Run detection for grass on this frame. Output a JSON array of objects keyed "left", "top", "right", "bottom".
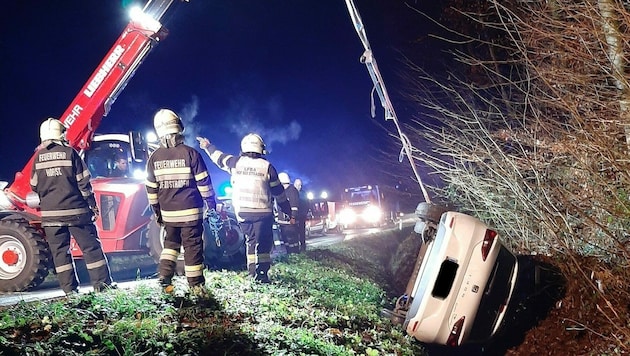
[{"left": 0, "top": 227, "right": 427, "bottom": 356}]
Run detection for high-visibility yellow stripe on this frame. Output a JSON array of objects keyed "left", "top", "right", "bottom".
[
  {"left": 154, "top": 167, "right": 191, "bottom": 176},
  {"left": 155, "top": 173, "right": 193, "bottom": 181},
  {"left": 41, "top": 207, "right": 90, "bottom": 217},
  {"left": 185, "top": 264, "right": 204, "bottom": 272},
  {"left": 185, "top": 269, "right": 203, "bottom": 277},
  {"left": 76, "top": 168, "right": 91, "bottom": 181},
  {"left": 160, "top": 248, "right": 179, "bottom": 262},
  {"left": 195, "top": 171, "right": 209, "bottom": 181},
  {"left": 162, "top": 208, "right": 202, "bottom": 217},
  {"left": 56, "top": 263, "right": 74, "bottom": 273},
  {"left": 35, "top": 160, "right": 72, "bottom": 169},
  {"left": 86, "top": 259, "right": 107, "bottom": 270},
  {"left": 257, "top": 253, "right": 271, "bottom": 263}
]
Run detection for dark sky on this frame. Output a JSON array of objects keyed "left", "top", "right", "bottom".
[{"left": 0, "top": 0, "right": 443, "bottom": 199}]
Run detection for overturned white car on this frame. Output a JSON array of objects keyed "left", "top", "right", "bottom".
[{"left": 386, "top": 203, "right": 519, "bottom": 347}]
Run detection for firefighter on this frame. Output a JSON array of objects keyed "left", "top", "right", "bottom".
[
  {"left": 145, "top": 109, "right": 217, "bottom": 293},
  {"left": 278, "top": 172, "right": 301, "bottom": 254},
  {"left": 197, "top": 134, "right": 293, "bottom": 283},
  {"left": 294, "top": 178, "right": 308, "bottom": 252},
  {"left": 30, "top": 118, "right": 114, "bottom": 295}
]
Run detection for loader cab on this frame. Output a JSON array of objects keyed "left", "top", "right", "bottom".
[
  {"left": 84, "top": 132, "right": 152, "bottom": 179},
  {"left": 80, "top": 132, "right": 154, "bottom": 237}
]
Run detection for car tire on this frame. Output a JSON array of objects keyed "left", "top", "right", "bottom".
[{"left": 415, "top": 202, "right": 449, "bottom": 223}]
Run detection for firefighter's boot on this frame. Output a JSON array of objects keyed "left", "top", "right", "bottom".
[
  {"left": 247, "top": 263, "right": 256, "bottom": 278},
  {"left": 190, "top": 284, "right": 209, "bottom": 299},
  {"left": 254, "top": 264, "right": 271, "bottom": 284},
  {"left": 158, "top": 276, "right": 174, "bottom": 294}
]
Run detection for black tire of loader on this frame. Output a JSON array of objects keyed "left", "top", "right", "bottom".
[
  {"left": 415, "top": 202, "right": 449, "bottom": 224},
  {"left": 203, "top": 218, "right": 246, "bottom": 270},
  {"left": 0, "top": 219, "right": 52, "bottom": 292},
  {"left": 145, "top": 217, "right": 247, "bottom": 274}
]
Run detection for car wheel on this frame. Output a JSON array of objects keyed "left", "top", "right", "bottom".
[{"left": 415, "top": 202, "right": 449, "bottom": 223}]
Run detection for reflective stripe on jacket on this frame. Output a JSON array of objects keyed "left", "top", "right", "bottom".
[
  {"left": 146, "top": 142, "right": 216, "bottom": 227},
  {"left": 232, "top": 156, "right": 273, "bottom": 213},
  {"left": 30, "top": 141, "right": 96, "bottom": 226},
  {"left": 205, "top": 145, "right": 291, "bottom": 220}
]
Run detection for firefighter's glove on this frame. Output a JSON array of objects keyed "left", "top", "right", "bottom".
[
  {"left": 196, "top": 136, "right": 211, "bottom": 150},
  {"left": 289, "top": 216, "right": 296, "bottom": 225},
  {"left": 90, "top": 206, "right": 100, "bottom": 222}
]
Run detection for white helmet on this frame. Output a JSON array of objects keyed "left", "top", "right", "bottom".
[
  {"left": 39, "top": 118, "right": 67, "bottom": 142},
  {"left": 278, "top": 172, "right": 290, "bottom": 185},
  {"left": 153, "top": 109, "right": 184, "bottom": 138},
  {"left": 240, "top": 133, "right": 266, "bottom": 154}
]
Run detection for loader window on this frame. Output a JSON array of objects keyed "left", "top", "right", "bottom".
[
  {"left": 100, "top": 194, "right": 121, "bottom": 231},
  {"left": 85, "top": 141, "right": 132, "bottom": 178}
]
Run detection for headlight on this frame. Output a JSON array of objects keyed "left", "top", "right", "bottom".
[
  {"left": 132, "top": 169, "right": 148, "bottom": 180},
  {"left": 362, "top": 205, "right": 382, "bottom": 223},
  {"left": 338, "top": 208, "right": 357, "bottom": 225}
]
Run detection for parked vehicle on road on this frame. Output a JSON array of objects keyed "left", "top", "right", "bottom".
[
  {"left": 305, "top": 199, "right": 339, "bottom": 237},
  {"left": 338, "top": 185, "right": 393, "bottom": 229}
]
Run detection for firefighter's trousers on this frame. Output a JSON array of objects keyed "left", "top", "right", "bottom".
[
  {"left": 296, "top": 219, "right": 306, "bottom": 252},
  {"left": 45, "top": 224, "right": 112, "bottom": 294},
  {"left": 280, "top": 223, "right": 300, "bottom": 254},
  {"left": 159, "top": 223, "right": 205, "bottom": 287},
  {"left": 240, "top": 213, "right": 274, "bottom": 282}
]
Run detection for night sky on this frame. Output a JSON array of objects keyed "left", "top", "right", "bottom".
[{"left": 0, "top": 0, "right": 443, "bottom": 200}]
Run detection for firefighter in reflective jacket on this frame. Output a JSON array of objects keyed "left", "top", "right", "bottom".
[
  {"left": 197, "top": 133, "right": 293, "bottom": 283},
  {"left": 30, "top": 118, "right": 114, "bottom": 295},
  {"left": 146, "top": 109, "right": 217, "bottom": 291}
]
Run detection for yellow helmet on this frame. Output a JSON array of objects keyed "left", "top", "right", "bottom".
[
  {"left": 278, "top": 172, "right": 290, "bottom": 184},
  {"left": 240, "top": 133, "right": 266, "bottom": 154},
  {"left": 153, "top": 109, "right": 184, "bottom": 138},
  {"left": 39, "top": 118, "right": 67, "bottom": 142}
]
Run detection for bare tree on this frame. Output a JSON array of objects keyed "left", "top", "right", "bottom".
[
  {"left": 394, "top": 0, "right": 629, "bottom": 348},
  {"left": 402, "top": 0, "right": 630, "bottom": 258}
]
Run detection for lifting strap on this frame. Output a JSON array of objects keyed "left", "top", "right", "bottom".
[{"left": 343, "top": 0, "right": 431, "bottom": 204}]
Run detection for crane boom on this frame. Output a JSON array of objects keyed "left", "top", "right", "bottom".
[{"left": 4, "top": 0, "right": 185, "bottom": 212}]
